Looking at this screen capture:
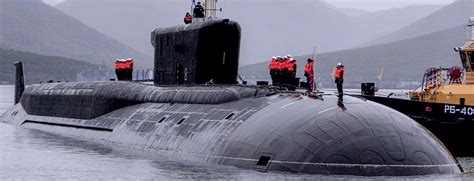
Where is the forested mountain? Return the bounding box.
[0,0,152,67]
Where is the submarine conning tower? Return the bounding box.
[151,19,241,85]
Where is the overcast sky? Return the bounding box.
[43,0,455,11]
[325,0,455,11]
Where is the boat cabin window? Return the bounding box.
[467,51,474,70]
[461,51,474,71]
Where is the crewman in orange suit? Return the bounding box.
[115,59,124,81]
[288,58,297,85]
[184,12,193,24]
[304,59,315,92]
[125,58,134,81]
[275,56,283,84]
[334,63,345,100]
[281,56,289,84]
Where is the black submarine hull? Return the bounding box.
[0,19,463,176]
[0,82,462,176]
[359,95,474,157]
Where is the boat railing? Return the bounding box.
[422,67,465,91]
[466,71,474,84]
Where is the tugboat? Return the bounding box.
[361,17,474,156]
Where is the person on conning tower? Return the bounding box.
[184,12,193,24]
[194,2,205,18]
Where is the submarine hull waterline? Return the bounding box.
[0,81,461,176]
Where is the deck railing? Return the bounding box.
[133,69,154,82]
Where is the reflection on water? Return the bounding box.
[0,85,472,179]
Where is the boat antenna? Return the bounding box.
[469,17,474,40]
[191,0,196,15]
[204,0,222,20]
[223,0,226,18]
[377,68,384,81]
[312,46,317,60]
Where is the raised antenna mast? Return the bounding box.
[204,0,222,20]
[469,17,474,40]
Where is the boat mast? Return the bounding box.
[469,17,474,40]
[204,0,222,20]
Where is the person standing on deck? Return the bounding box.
[334,63,345,100]
[287,58,297,86]
[304,59,315,92]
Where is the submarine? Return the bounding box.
[0,19,464,176]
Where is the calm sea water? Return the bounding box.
[0,85,472,180]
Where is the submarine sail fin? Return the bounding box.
[14,61,25,105]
